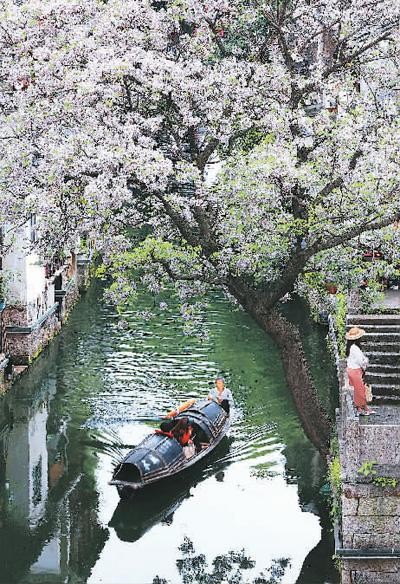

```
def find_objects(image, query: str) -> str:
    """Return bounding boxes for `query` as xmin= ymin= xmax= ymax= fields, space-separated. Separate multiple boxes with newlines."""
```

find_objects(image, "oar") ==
xmin=131 ymin=399 xmax=198 ymax=422
xmin=129 ymin=416 xmax=165 ymax=422
xmin=81 ymin=438 xmax=138 ymax=450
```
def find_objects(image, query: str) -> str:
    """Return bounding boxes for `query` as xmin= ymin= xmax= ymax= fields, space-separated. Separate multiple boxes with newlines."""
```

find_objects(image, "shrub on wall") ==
xmin=334 ymin=293 xmax=347 ymax=359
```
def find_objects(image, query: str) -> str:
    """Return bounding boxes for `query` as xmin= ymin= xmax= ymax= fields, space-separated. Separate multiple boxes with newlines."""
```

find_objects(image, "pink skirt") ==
xmin=347 ymin=367 xmax=366 ymax=409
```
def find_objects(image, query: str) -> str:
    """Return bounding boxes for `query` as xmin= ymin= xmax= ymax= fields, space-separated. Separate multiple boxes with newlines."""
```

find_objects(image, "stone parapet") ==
xmin=338 ymin=391 xmax=361 ymax=481
xmin=339 ymin=379 xmax=400 ymax=482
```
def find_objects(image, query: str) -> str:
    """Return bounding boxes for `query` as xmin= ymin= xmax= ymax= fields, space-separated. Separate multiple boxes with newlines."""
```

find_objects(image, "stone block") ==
xmin=341 ymin=568 xmax=352 ymax=584
xmin=342 ymin=514 xmax=400 ymax=535
xmin=360 ymin=426 xmax=400 ymax=466
xmin=342 ymin=530 xmax=354 ymax=548
xmin=342 ymin=559 xmax=400 ymax=583
xmin=342 ymin=495 xmax=359 ymax=516
xmin=353 ymin=533 xmax=400 ymax=549
xmin=2 ymin=305 xmax=28 ymax=327
xmin=343 ymin=483 xmax=400 ymax=498
xmin=358 ymin=497 xmax=400 ymax=516
xmin=344 ymin=559 xmax=400 ymax=573
xmin=353 ymin=571 xmax=400 ymax=584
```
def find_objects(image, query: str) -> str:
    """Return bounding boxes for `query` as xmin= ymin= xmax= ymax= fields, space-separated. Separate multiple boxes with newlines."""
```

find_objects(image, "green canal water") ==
xmin=0 ymin=284 xmax=339 ymax=584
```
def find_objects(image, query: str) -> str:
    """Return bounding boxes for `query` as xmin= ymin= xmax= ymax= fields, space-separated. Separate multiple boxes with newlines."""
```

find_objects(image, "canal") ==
xmin=0 ymin=284 xmax=340 ymax=584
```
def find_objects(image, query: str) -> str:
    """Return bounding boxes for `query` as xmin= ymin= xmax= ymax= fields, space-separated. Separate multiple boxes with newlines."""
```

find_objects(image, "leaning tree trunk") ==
xmin=227 ymin=276 xmax=332 ymax=454
xmin=252 ymin=306 xmax=332 ymax=455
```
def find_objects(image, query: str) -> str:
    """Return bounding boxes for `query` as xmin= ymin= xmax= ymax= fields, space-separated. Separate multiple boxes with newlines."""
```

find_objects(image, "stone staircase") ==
xmin=347 ymin=314 xmax=400 ymax=402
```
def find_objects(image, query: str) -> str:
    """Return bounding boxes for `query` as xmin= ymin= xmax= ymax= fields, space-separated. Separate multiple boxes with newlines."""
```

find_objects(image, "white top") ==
xmin=208 ymin=387 xmax=234 ymax=408
xmin=347 ymin=344 xmax=369 ymax=370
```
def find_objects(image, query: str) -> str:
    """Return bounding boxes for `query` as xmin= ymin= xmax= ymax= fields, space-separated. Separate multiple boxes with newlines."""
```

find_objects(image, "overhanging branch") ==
xmin=307 ymin=211 xmax=400 ymax=257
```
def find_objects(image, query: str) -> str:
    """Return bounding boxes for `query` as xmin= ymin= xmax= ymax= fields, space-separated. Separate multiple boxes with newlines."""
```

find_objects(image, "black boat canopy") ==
xmin=123 ymin=434 xmax=184 ymax=479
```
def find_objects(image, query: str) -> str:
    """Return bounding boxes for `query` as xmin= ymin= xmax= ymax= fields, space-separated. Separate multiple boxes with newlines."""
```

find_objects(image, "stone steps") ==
xmin=366 ymin=371 xmax=400 ymax=386
xmin=363 ymin=341 xmax=400 ymax=353
xmin=371 ymin=384 xmax=400 ymax=399
xmin=348 ymin=313 xmax=400 ymax=402
xmin=348 ymin=315 xmax=400 ymax=326
xmin=347 ymin=324 xmax=400 ymax=333
xmin=362 ymin=332 xmax=400 ymax=342
xmin=368 ymin=363 xmax=400 ymax=374
xmin=365 ymin=351 xmax=399 ymax=365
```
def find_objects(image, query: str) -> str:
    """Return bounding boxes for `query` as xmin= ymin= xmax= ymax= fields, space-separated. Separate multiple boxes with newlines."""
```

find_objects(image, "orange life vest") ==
xmin=179 ymin=428 xmax=192 ymax=446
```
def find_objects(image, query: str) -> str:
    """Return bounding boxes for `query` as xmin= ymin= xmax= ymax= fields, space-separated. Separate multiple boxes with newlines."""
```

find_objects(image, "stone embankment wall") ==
xmin=64 ymin=282 xmax=80 ymax=314
xmin=338 ymin=387 xmax=400 ymax=584
xmin=2 ymin=277 xmax=81 ymax=370
xmin=0 ymin=354 xmax=9 ymax=393
xmin=334 ymin=313 xmax=400 ymax=584
xmin=261 ymin=308 xmax=331 ymax=454
xmin=339 ymin=391 xmax=400 ymax=583
xmin=3 ymin=308 xmax=61 ymax=365
xmin=0 ymin=248 xmax=94 ymax=385
xmin=342 ymin=483 xmax=400 ymax=550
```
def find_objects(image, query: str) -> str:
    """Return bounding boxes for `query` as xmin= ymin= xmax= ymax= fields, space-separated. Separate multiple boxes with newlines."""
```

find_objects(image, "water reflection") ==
xmin=0 ymin=359 xmax=108 ymax=584
xmin=155 ymin=536 xmax=291 ymax=584
xmin=0 ymin=285 xmax=339 ymax=583
xmin=109 ymin=437 xmax=231 ymax=543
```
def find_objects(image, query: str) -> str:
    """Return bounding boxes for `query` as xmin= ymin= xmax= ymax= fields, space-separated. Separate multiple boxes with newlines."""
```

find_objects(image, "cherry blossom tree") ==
xmin=1 ymin=0 xmax=400 ymax=450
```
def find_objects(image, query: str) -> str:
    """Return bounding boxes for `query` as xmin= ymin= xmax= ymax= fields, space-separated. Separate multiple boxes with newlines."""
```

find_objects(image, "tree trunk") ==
xmin=255 ymin=308 xmax=332 ymax=455
xmin=227 ymin=277 xmax=332 ymax=454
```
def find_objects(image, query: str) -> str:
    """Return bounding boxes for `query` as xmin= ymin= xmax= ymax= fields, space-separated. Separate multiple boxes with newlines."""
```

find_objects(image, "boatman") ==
xmin=208 ymin=376 xmax=233 ymax=415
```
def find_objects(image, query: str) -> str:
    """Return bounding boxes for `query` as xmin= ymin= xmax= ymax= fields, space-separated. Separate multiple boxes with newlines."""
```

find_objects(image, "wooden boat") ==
xmin=109 ymin=399 xmax=229 ymax=498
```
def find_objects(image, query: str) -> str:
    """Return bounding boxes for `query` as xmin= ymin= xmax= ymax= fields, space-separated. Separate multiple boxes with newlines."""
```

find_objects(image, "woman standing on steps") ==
xmin=346 ymin=327 xmax=375 ymax=416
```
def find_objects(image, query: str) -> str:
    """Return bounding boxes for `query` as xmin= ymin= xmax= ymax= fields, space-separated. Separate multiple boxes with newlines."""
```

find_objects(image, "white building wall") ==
xmin=26 ymin=254 xmax=49 ymax=324
xmin=2 ymin=221 xmax=55 ymax=324
xmin=2 ymin=224 xmax=28 ymax=305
